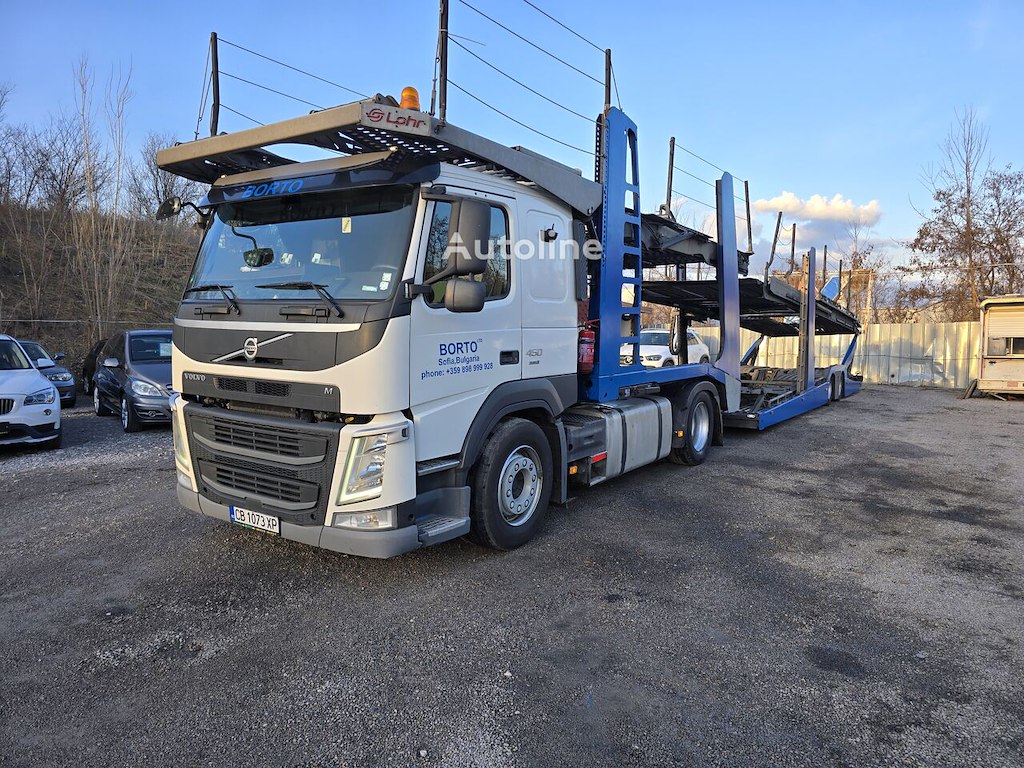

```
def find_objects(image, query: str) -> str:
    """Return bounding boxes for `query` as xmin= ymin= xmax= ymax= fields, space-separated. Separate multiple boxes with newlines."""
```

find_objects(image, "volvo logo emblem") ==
xmin=243 ymin=337 xmax=259 ymax=361
xmin=212 ymin=333 xmax=293 ymax=364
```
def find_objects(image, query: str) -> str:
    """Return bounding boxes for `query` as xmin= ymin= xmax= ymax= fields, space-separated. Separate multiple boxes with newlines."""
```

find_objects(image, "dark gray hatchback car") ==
xmin=92 ymin=330 xmax=173 ymax=432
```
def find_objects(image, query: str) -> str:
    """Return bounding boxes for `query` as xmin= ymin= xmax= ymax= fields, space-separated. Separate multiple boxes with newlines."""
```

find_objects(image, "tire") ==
xmin=121 ymin=395 xmax=141 ymax=433
xmin=468 ymin=417 xmax=554 ymax=550
xmin=668 ymin=390 xmax=714 ymax=466
xmin=661 ymin=359 xmax=673 ymax=367
xmin=699 ymin=356 xmax=710 ymax=364
xmin=94 ymin=387 xmax=112 ymax=416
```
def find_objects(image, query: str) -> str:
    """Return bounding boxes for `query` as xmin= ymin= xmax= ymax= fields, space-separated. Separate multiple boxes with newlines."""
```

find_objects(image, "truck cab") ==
xmin=162 ymin=100 xmax=600 ymax=557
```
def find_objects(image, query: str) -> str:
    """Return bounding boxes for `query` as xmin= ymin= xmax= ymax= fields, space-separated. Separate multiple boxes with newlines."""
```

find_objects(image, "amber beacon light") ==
xmin=400 ymin=86 xmax=421 ymax=110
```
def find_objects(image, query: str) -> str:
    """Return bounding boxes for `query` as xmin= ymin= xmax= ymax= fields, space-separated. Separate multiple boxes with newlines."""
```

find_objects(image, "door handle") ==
xmin=500 ymin=350 xmax=519 ymax=365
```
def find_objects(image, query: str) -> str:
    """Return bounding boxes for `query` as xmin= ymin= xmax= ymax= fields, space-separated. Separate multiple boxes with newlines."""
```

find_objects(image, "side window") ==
xmin=423 ymin=200 xmax=510 ymax=306
xmin=102 ymin=334 xmax=123 ymax=362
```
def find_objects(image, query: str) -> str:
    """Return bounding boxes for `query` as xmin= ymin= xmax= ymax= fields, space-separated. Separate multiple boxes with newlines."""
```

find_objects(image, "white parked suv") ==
xmin=620 ymin=327 xmax=712 ymax=368
xmin=0 ymin=335 xmax=62 ymax=448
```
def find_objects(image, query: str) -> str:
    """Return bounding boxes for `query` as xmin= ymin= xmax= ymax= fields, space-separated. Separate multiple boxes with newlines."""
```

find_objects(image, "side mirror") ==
xmin=156 ymin=196 xmax=183 ymax=220
xmin=53 ymin=353 xmax=65 ymax=362
xmin=425 ymin=198 xmax=490 ymax=285
xmin=102 ymin=357 xmax=120 ymax=368
xmin=244 ymin=248 xmax=275 ymax=268
xmin=444 ymin=278 xmax=486 ymax=313
xmin=36 ymin=358 xmax=53 ymax=368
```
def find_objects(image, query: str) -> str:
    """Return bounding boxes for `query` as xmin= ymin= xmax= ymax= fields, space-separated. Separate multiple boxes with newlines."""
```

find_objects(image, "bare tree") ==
xmin=906 ymin=108 xmax=1024 ymax=320
xmin=68 ymin=58 xmax=139 ymax=337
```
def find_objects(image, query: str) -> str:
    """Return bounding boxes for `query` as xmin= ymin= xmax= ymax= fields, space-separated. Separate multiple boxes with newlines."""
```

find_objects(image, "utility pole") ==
xmin=744 ymin=180 xmax=753 ymax=253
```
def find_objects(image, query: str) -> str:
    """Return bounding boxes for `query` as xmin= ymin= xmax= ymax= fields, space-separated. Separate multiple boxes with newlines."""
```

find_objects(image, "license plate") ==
xmin=230 ymin=505 xmax=280 ymax=535
xmin=0 ymin=422 xmax=9 ymax=436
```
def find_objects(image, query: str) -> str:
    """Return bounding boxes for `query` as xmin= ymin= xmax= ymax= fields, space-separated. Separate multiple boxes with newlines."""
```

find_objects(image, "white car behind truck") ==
xmin=0 ymin=335 xmax=62 ymax=448
xmin=620 ymin=328 xmax=711 ymax=368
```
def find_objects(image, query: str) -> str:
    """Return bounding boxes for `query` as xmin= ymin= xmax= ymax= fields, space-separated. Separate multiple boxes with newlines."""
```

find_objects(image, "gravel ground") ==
xmin=1 ymin=387 xmax=1022 ymax=767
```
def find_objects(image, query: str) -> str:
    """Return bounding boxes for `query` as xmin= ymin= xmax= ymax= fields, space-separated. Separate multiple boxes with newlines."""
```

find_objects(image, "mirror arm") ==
xmin=404 ymin=282 xmax=434 ymax=299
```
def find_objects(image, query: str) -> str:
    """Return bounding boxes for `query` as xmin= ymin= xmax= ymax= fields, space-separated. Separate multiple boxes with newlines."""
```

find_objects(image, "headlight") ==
xmin=332 ymin=507 xmax=396 ymax=530
xmin=337 ymin=433 xmax=389 ymax=504
xmin=47 ymin=372 xmax=73 ymax=382
xmin=131 ymin=379 xmax=163 ymax=397
xmin=172 ymin=420 xmax=189 ymax=471
xmin=644 ymin=354 xmax=663 ymax=362
xmin=25 ymin=387 xmax=56 ymax=405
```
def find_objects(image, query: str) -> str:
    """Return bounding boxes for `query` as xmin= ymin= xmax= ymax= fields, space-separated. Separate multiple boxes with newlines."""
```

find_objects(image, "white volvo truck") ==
xmin=157 ymin=92 xmax=859 ymax=558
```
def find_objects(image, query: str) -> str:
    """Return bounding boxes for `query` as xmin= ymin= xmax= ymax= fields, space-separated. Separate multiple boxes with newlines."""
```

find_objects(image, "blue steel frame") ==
xmin=583 ymin=108 xmax=736 ymax=403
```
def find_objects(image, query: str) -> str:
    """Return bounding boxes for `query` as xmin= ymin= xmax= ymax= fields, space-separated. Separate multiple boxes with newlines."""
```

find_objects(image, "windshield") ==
xmin=0 ymin=340 xmax=32 ymax=370
xmin=129 ymin=335 xmax=172 ymax=362
xmin=187 ymin=186 xmax=417 ymax=301
xmin=639 ymin=332 xmax=670 ymax=346
xmin=19 ymin=341 xmax=50 ymax=363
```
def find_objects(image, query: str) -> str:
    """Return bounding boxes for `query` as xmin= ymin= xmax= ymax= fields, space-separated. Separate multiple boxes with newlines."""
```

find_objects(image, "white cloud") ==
xmin=753 ymin=191 xmax=882 ymax=226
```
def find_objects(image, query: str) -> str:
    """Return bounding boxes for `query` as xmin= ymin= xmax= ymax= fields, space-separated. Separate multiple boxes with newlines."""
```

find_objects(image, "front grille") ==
xmin=0 ymin=398 xmax=13 ymax=416
xmin=212 ymin=420 xmax=307 ymax=458
xmin=215 ymin=376 xmax=291 ymax=398
xmin=216 ymin=377 xmax=248 ymax=392
xmin=255 ymin=380 xmax=290 ymax=398
xmin=201 ymin=460 xmax=318 ymax=507
xmin=184 ymin=406 xmax=340 ymax=525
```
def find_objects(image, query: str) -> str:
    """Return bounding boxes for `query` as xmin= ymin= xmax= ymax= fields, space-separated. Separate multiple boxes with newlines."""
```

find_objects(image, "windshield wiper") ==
xmin=256 ymin=282 xmax=344 ymax=318
xmin=183 ymin=283 xmax=241 ymax=314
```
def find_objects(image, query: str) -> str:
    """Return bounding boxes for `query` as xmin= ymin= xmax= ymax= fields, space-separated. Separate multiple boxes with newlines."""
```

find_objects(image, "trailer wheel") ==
xmin=468 ymin=417 xmax=553 ymax=550
xmin=669 ymin=390 xmax=714 ymax=466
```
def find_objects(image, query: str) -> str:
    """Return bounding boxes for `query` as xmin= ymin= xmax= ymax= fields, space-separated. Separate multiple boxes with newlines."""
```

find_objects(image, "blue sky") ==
xmin=4 ymin=0 xmax=1021 ymax=270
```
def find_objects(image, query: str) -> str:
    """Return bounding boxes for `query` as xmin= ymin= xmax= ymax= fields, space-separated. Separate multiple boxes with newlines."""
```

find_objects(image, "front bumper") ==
xmin=131 ymin=395 xmax=172 ymax=423
xmin=52 ymin=382 xmax=76 ymax=403
xmin=0 ymin=421 xmax=60 ymax=445
xmin=177 ymin=484 xmax=470 ymax=559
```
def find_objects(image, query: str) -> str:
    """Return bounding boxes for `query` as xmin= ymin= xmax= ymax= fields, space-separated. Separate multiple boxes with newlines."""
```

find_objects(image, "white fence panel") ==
xmin=691 ymin=321 xmax=980 ymax=389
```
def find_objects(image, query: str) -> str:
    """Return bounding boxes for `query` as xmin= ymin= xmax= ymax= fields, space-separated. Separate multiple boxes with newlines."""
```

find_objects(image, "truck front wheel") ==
xmin=469 ymin=417 xmax=553 ymax=550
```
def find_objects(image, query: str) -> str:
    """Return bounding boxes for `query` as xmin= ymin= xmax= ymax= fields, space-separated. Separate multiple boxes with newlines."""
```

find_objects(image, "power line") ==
xmin=670 ymin=188 xmax=748 ymax=221
xmin=671 ymin=189 xmax=716 ymax=211
xmin=678 ymin=145 xmax=728 ymax=175
xmin=221 ymin=71 xmax=326 ymax=111
xmin=673 ymin=164 xmax=748 ymax=206
xmin=521 ymin=0 xmax=604 ymax=52
xmin=449 ymin=38 xmax=593 ymax=122
xmin=220 ymin=104 xmax=263 ymax=126
xmin=448 ymin=80 xmax=592 ymax=155
xmin=219 ymin=37 xmax=368 ymax=99
xmin=194 ymin=43 xmax=212 ymax=140
xmin=455 ymin=0 xmax=604 ymax=86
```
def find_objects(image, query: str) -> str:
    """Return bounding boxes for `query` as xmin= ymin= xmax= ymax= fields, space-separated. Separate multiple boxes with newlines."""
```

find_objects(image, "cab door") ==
xmin=409 ymin=195 xmax=521 ymax=460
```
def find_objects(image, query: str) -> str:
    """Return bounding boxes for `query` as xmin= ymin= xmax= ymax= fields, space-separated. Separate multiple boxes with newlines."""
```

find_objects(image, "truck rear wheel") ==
xmin=668 ymin=390 xmax=714 ymax=466
xmin=468 ymin=417 xmax=553 ymax=550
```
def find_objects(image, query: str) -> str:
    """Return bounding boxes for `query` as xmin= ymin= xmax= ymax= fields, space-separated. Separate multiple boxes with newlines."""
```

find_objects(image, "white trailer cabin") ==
xmin=979 ymin=295 xmax=1024 ymax=395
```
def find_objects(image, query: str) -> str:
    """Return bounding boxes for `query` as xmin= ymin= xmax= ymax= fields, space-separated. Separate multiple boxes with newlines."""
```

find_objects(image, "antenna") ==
xmin=436 ymin=0 xmax=449 ymax=124
xmin=209 ymin=32 xmax=221 ymax=136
